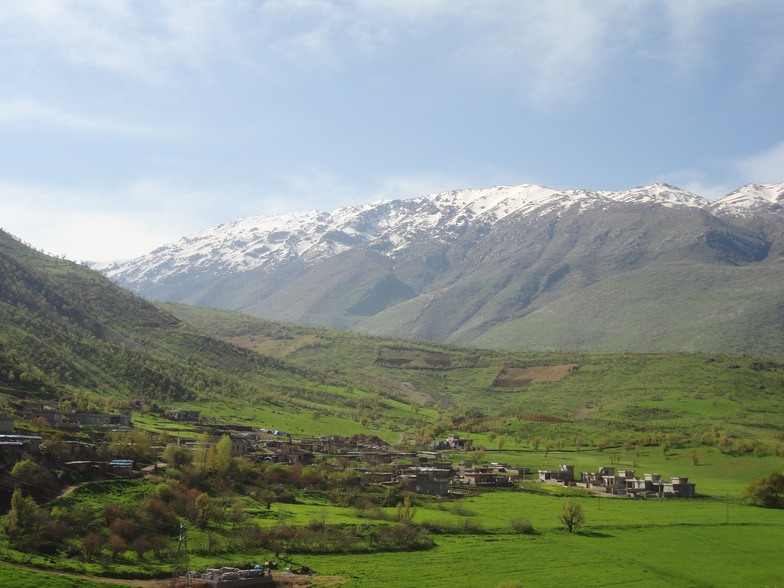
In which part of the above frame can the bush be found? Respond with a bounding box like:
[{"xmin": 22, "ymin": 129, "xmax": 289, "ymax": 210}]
[
  {"xmin": 743, "ymin": 471, "xmax": 784, "ymax": 508},
  {"xmin": 510, "ymin": 517, "xmax": 535, "ymax": 534}
]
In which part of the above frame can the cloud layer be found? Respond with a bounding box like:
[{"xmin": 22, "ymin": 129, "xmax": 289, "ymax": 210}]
[{"xmin": 0, "ymin": 1, "xmax": 781, "ymax": 260}]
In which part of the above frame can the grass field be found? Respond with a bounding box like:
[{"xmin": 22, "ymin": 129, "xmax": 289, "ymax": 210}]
[
  {"xmin": 267, "ymin": 491, "xmax": 784, "ymax": 588},
  {"xmin": 0, "ymin": 565, "xmax": 131, "ymax": 588},
  {"xmin": 11, "ymin": 440, "xmax": 779, "ymax": 588}
]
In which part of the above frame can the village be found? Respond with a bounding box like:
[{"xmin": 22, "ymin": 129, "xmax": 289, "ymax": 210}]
[{"xmin": 1, "ymin": 402, "xmax": 696, "ymax": 499}]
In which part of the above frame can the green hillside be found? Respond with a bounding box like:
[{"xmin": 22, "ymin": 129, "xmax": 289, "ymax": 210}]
[
  {"xmin": 0, "ymin": 230, "xmax": 418, "ymax": 439},
  {"xmin": 162, "ymin": 302, "xmax": 784, "ymax": 451},
  {"xmin": 1, "ymin": 231, "xmax": 784, "ymax": 587},
  {"xmin": 2, "ymin": 224, "xmax": 783, "ymax": 450}
]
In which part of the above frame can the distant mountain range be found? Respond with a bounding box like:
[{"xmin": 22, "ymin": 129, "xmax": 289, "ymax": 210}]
[{"xmin": 98, "ymin": 183, "xmax": 784, "ymax": 358}]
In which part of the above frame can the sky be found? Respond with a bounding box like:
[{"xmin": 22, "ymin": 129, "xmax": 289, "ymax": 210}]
[{"xmin": 1, "ymin": 1, "xmax": 782, "ymax": 262}]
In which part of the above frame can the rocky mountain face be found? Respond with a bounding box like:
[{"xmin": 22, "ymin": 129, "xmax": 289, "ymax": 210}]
[{"xmin": 99, "ymin": 183, "xmax": 784, "ymax": 357}]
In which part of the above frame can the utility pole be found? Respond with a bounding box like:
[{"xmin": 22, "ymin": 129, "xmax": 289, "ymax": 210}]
[
  {"xmin": 171, "ymin": 522, "xmax": 190, "ymax": 588},
  {"xmin": 726, "ymin": 493, "xmax": 730, "ymax": 525}
]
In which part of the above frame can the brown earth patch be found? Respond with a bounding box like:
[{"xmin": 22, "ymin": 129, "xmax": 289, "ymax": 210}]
[
  {"xmin": 374, "ymin": 346, "xmax": 453, "ymax": 369},
  {"xmin": 373, "ymin": 346, "xmax": 479, "ymax": 370},
  {"xmin": 492, "ymin": 364, "xmax": 578, "ymax": 388},
  {"xmin": 346, "ymin": 434, "xmax": 391, "ymax": 449},
  {"xmin": 520, "ymin": 413, "xmax": 570, "ymax": 423}
]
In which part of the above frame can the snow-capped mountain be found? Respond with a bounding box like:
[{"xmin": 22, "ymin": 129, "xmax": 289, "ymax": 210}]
[
  {"xmin": 100, "ymin": 182, "xmax": 721, "ymax": 287},
  {"xmin": 98, "ymin": 181, "xmax": 784, "ymax": 357},
  {"xmin": 709, "ymin": 183, "xmax": 784, "ymax": 215}
]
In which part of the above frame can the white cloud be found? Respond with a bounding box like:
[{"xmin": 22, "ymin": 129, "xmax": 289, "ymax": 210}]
[
  {"xmin": 252, "ymin": 165, "xmax": 501, "ymax": 214},
  {"xmin": 0, "ymin": 99, "xmax": 180, "ymax": 137},
  {"xmin": 657, "ymin": 140, "xmax": 784, "ymax": 199},
  {"xmin": 0, "ymin": 171, "xmax": 466, "ymax": 261},
  {"xmin": 0, "ymin": 179, "xmax": 232, "ymax": 261},
  {"xmin": 735, "ymin": 140, "xmax": 784, "ymax": 183},
  {"xmin": 1, "ymin": 0, "xmax": 780, "ymax": 101},
  {"xmin": 0, "ymin": 0, "xmax": 253, "ymax": 83}
]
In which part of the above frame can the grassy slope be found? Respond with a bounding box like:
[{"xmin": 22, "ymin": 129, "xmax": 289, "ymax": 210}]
[
  {"xmin": 32, "ymin": 470, "xmax": 784, "ymax": 588},
  {"xmin": 472, "ymin": 262, "xmax": 784, "ymax": 357},
  {"xmin": 162, "ymin": 302, "xmax": 784, "ymax": 445},
  {"xmin": 0, "ymin": 231, "xmax": 428, "ymax": 441}
]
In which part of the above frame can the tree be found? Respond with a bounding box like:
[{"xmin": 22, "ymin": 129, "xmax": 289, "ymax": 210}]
[
  {"xmin": 109, "ymin": 430, "xmax": 153, "ymax": 462},
  {"xmin": 558, "ymin": 500, "xmax": 585, "ymax": 533},
  {"xmin": 131, "ymin": 536, "xmax": 151, "ymax": 560},
  {"xmin": 10, "ymin": 459, "xmax": 56, "ymax": 501},
  {"xmin": 744, "ymin": 471, "xmax": 784, "ymax": 508},
  {"xmin": 163, "ymin": 443, "xmax": 192, "ymax": 467},
  {"xmin": 215, "ymin": 434, "xmax": 233, "ymax": 476},
  {"xmin": 3, "ymin": 489, "xmax": 42, "ymax": 542},
  {"xmin": 394, "ymin": 496, "xmax": 416, "ymax": 523},
  {"xmin": 543, "ymin": 439, "xmax": 554, "ymax": 457},
  {"xmin": 195, "ymin": 493, "xmax": 214, "ymax": 528},
  {"xmin": 81, "ymin": 531, "xmax": 107, "ymax": 562},
  {"xmin": 107, "ymin": 534, "xmax": 127, "ymax": 560}
]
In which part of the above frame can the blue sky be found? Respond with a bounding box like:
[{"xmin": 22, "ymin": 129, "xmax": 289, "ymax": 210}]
[{"xmin": 1, "ymin": 1, "xmax": 782, "ymax": 261}]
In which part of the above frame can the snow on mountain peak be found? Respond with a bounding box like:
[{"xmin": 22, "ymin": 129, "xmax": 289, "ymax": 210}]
[
  {"xmin": 99, "ymin": 182, "xmax": 780, "ymax": 288},
  {"xmin": 611, "ymin": 184, "xmax": 707, "ymax": 207},
  {"xmin": 710, "ymin": 183, "xmax": 784, "ymax": 215}
]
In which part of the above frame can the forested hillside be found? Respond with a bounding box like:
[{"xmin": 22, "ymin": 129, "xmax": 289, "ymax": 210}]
[{"xmin": 0, "ymin": 229, "xmax": 361, "ymax": 408}]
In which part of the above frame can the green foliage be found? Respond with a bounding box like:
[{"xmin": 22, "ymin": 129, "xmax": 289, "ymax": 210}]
[
  {"xmin": 394, "ymin": 496, "xmax": 416, "ymax": 523},
  {"xmin": 214, "ymin": 435, "xmax": 233, "ymax": 476},
  {"xmin": 509, "ymin": 517, "xmax": 535, "ymax": 534},
  {"xmin": 744, "ymin": 471, "xmax": 784, "ymax": 507},
  {"xmin": 4, "ymin": 489, "xmax": 42, "ymax": 542}
]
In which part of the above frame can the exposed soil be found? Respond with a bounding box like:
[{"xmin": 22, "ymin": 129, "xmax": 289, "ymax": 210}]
[{"xmin": 492, "ymin": 364, "xmax": 579, "ymax": 388}]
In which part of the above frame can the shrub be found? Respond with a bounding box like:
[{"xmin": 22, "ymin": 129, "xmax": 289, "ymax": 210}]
[
  {"xmin": 743, "ymin": 471, "xmax": 784, "ymax": 508},
  {"xmin": 510, "ymin": 517, "xmax": 535, "ymax": 534}
]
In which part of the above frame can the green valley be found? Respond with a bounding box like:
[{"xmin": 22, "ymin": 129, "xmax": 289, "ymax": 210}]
[{"xmin": 1, "ymin": 230, "xmax": 783, "ymax": 587}]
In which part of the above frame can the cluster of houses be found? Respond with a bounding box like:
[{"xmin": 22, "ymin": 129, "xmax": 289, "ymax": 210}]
[
  {"xmin": 171, "ymin": 432, "xmax": 524, "ymax": 496},
  {"xmin": 394, "ymin": 458, "xmax": 527, "ymax": 495},
  {"xmin": 538, "ymin": 464, "xmax": 696, "ymax": 498},
  {"xmin": 4, "ymin": 406, "xmax": 698, "ymax": 499},
  {"xmin": 17, "ymin": 402, "xmax": 133, "ymax": 429}
]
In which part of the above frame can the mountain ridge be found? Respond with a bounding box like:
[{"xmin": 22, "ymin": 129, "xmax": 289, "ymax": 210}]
[{"xmin": 96, "ymin": 182, "xmax": 784, "ymax": 357}]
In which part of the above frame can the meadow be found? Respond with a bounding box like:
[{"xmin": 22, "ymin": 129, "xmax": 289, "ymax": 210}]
[{"xmin": 3, "ymin": 436, "xmax": 782, "ymax": 588}]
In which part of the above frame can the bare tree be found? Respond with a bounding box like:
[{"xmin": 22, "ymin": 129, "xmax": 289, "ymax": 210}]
[{"xmin": 558, "ymin": 500, "xmax": 585, "ymax": 533}]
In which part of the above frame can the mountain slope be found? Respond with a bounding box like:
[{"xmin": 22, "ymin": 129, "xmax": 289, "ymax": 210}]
[
  {"xmin": 4, "ymin": 227, "xmax": 784, "ymax": 446},
  {"xmin": 98, "ymin": 183, "xmax": 784, "ymax": 357},
  {"xmin": 0, "ymin": 229, "xmax": 352, "ymax": 405}
]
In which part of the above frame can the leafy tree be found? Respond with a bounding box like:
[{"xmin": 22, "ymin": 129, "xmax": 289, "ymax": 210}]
[
  {"xmin": 10, "ymin": 459, "xmax": 56, "ymax": 501},
  {"xmin": 195, "ymin": 493, "xmax": 215, "ymax": 528},
  {"xmin": 744, "ymin": 471, "xmax": 784, "ymax": 508},
  {"xmin": 394, "ymin": 496, "xmax": 416, "ymax": 523},
  {"xmin": 109, "ymin": 430, "xmax": 154, "ymax": 462},
  {"xmin": 3, "ymin": 489, "xmax": 42, "ymax": 542},
  {"xmin": 558, "ymin": 500, "xmax": 585, "ymax": 533},
  {"xmin": 163, "ymin": 443, "xmax": 192, "ymax": 467},
  {"xmin": 215, "ymin": 434, "xmax": 233, "ymax": 476}
]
